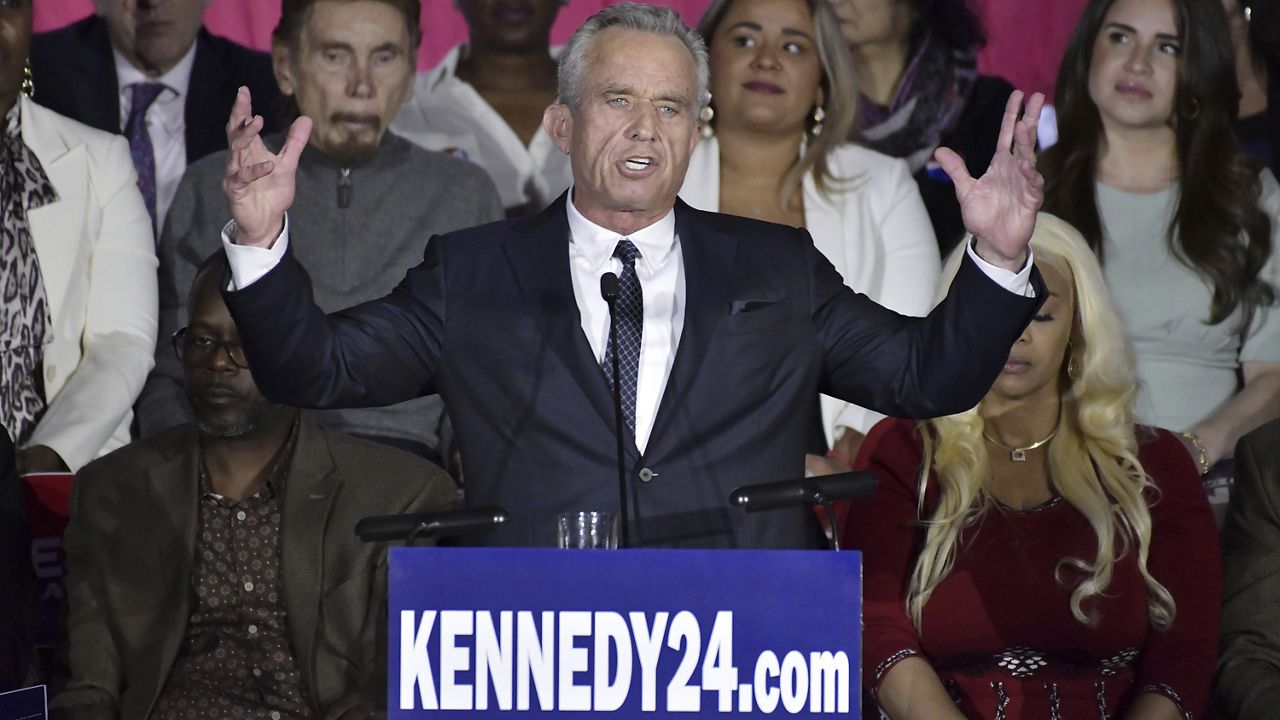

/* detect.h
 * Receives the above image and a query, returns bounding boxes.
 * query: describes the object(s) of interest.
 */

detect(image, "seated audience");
[51,256,456,719]
[829,0,1015,255]
[683,0,940,461]
[1217,416,1280,718]
[136,0,503,466]
[0,1,157,474]
[1043,0,1280,476]
[392,0,573,216]
[0,425,33,689]
[1226,0,1278,176]
[839,215,1220,719]
[30,0,283,232]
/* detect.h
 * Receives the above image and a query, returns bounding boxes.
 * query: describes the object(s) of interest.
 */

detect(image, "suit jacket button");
[638,467,655,483]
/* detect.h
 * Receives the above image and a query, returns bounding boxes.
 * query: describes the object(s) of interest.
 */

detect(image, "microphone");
[600,271,629,547]
[600,272,619,302]
[355,506,509,544]
[729,472,877,512]
[729,472,877,552]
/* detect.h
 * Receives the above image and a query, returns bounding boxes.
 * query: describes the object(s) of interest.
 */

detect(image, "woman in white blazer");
[683,0,940,462]
[1,2,157,473]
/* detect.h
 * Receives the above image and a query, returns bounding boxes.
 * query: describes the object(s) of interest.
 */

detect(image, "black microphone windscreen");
[600,272,620,302]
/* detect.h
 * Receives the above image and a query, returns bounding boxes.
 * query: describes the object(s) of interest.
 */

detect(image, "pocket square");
[729,298,780,315]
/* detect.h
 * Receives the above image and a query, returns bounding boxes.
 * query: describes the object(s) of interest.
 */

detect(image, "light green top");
[1099,171,1280,431]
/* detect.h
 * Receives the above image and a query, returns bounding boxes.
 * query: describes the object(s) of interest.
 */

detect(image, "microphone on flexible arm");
[600,272,630,547]
[728,471,877,551]
[355,507,510,545]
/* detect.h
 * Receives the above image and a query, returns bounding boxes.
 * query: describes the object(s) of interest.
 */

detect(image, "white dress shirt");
[222,194,1032,453]
[115,45,195,230]
[390,45,573,213]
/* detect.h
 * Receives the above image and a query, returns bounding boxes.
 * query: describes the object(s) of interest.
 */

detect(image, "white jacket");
[21,96,157,470]
[680,137,940,445]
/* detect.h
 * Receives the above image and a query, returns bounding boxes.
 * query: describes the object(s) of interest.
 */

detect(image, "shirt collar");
[114,41,197,100]
[565,188,678,271]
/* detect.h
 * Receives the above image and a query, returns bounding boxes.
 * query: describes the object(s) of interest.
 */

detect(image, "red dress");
[843,419,1220,719]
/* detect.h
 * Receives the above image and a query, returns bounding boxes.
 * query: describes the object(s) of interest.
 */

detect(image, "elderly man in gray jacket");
[137,0,502,465]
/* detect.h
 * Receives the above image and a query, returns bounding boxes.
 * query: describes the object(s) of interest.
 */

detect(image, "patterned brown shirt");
[151,428,314,720]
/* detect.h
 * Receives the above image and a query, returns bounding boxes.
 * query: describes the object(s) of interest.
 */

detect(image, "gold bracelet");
[1181,431,1211,475]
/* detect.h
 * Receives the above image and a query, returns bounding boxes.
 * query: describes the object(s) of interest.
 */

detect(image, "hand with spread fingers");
[935,90,1046,272]
[221,86,313,248]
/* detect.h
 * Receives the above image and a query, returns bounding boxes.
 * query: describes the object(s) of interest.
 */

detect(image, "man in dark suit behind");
[50,257,456,719]
[29,1,281,231]
[217,3,1049,549]
[1217,418,1280,718]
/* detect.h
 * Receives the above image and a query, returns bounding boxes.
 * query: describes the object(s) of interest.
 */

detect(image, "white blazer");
[20,96,157,471]
[679,137,940,445]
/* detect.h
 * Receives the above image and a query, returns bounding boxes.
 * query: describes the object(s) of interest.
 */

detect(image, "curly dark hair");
[1042,0,1274,327]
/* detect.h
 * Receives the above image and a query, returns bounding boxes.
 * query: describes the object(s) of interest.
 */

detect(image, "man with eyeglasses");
[51,255,456,720]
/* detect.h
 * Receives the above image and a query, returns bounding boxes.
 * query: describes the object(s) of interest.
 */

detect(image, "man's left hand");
[936,90,1046,271]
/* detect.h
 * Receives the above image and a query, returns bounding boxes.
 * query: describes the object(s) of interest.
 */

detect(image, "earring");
[21,63,33,98]
[1067,354,1081,380]
[811,105,825,137]
[700,103,715,139]
[1183,96,1200,120]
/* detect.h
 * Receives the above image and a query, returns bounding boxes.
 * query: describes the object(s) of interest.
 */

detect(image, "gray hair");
[557,2,710,111]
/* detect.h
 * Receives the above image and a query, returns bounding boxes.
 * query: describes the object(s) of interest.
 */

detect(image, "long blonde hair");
[907,215,1176,632]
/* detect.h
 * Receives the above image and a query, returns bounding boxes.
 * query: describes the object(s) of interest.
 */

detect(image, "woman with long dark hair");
[1042,0,1280,476]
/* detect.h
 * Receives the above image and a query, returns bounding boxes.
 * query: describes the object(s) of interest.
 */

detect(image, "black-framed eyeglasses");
[172,327,249,369]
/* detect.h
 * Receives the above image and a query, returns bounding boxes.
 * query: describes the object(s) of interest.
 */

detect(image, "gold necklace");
[983,424,1059,462]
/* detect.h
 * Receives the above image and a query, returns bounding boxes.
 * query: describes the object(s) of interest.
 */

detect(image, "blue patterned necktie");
[603,239,643,435]
[124,82,165,233]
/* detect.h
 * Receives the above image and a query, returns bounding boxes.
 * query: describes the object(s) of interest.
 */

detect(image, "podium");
[389,547,861,718]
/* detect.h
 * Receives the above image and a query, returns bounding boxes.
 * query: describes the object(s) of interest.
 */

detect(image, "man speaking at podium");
[216,3,1046,548]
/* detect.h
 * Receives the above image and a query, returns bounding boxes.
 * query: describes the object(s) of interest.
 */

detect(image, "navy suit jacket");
[30,16,282,165]
[225,196,1044,548]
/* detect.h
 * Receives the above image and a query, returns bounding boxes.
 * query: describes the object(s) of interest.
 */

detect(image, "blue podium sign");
[389,548,860,718]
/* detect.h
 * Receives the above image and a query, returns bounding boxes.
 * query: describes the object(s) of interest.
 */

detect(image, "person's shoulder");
[76,425,198,492]
[388,132,495,189]
[859,418,924,465]
[195,27,274,72]
[31,15,101,51]
[317,424,453,496]
[828,143,915,192]
[1135,425,1206,499]
[684,201,811,243]
[24,100,128,167]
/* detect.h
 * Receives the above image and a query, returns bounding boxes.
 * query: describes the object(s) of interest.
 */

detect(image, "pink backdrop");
[34,0,1085,99]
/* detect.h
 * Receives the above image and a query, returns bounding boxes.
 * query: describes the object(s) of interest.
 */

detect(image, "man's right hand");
[222,86,312,247]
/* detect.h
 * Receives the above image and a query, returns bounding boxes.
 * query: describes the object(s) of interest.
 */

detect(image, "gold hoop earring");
[21,63,33,98]
[811,105,825,137]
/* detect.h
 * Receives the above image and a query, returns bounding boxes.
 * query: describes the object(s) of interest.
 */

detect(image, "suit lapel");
[646,201,736,452]
[280,417,339,695]
[504,196,624,442]
[185,31,232,162]
[140,427,201,705]
[71,18,122,134]
[23,98,89,325]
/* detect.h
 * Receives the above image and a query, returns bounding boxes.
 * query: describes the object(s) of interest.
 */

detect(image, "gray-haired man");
[212,3,1049,548]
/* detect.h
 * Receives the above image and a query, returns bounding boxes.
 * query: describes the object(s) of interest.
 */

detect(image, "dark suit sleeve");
[0,430,32,690]
[1217,426,1280,718]
[48,470,123,720]
[811,239,1044,419]
[224,236,448,411]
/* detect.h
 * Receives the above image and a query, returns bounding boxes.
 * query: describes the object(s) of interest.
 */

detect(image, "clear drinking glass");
[556,511,619,549]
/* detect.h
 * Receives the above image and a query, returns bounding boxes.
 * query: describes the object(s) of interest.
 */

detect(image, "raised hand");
[935,90,1046,271]
[222,86,312,247]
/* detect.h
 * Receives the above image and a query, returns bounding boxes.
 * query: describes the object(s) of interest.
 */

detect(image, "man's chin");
[317,132,382,167]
